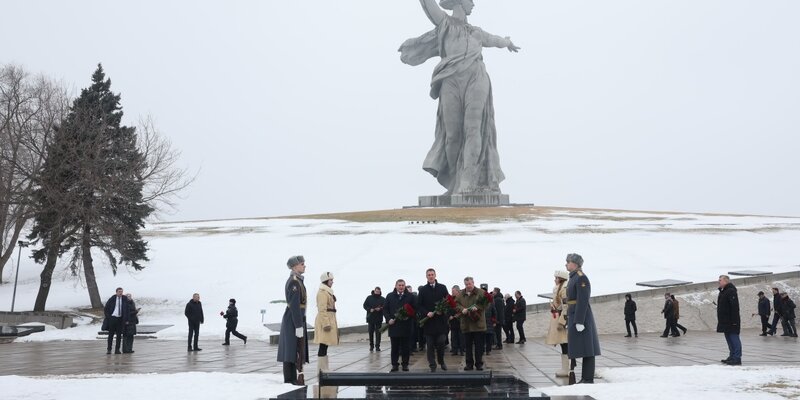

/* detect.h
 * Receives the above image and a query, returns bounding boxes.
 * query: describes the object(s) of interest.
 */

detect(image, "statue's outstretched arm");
[420,0,446,26]
[478,29,521,53]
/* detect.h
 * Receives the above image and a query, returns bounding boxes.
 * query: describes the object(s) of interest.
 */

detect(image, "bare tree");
[0,64,69,283]
[136,116,196,218]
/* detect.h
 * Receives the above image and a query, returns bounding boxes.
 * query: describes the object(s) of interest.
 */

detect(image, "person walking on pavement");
[277,255,309,385]
[185,293,205,351]
[103,287,128,355]
[363,286,385,352]
[314,271,339,373]
[545,269,573,378]
[624,293,638,338]
[671,295,688,335]
[221,298,247,345]
[123,293,140,353]
[717,275,742,365]
[769,287,785,336]
[660,293,680,337]
[753,291,771,336]
[780,292,797,337]
[418,268,450,372]
[513,291,527,344]
[384,279,414,372]
[566,253,601,384]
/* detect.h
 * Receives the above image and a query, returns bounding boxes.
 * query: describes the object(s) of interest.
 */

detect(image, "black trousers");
[494,324,504,348]
[123,334,135,352]
[503,320,514,343]
[425,333,447,367]
[581,356,595,382]
[625,319,638,336]
[225,328,246,343]
[515,320,526,341]
[759,314,770,334]
[484,331,494,351]
[464,331,485,368]
[390,336,411,367]
[188,320,200,349]
[106,316,123,352]
[784,318,797,336]
[450,325,464,353]
[368,320,382,348]
[663,318,679,336]
[770,313,784,335]
[283,362,297,384]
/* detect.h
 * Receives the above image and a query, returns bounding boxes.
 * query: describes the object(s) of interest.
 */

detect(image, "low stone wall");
[0,311,75,329]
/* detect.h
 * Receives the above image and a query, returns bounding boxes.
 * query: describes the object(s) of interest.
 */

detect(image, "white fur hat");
[554,270,569,280]
[320,271,334,283]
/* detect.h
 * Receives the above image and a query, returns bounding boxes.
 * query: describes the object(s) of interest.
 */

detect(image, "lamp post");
[11,240,30,312]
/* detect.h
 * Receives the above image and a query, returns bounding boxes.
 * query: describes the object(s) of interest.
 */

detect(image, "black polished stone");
[0,325,44,337]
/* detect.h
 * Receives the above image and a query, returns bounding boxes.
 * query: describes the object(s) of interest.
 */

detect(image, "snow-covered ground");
[1,208,799,342]
[1,365,798,400]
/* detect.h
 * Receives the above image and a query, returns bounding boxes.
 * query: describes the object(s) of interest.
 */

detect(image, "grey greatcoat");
[566,268,601,359]
[277,271,309,364]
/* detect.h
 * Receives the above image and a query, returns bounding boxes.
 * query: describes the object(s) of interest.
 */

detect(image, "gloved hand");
[323,326,332,332]
[295,327,303,338]
[576,323,585,332]
[220,311,224,317]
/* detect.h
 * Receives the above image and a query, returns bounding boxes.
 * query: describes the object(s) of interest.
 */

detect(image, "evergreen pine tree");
[29,64,152,310]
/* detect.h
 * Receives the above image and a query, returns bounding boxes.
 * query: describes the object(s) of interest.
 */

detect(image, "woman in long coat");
[314,272,339,371]
[545,270,571,377]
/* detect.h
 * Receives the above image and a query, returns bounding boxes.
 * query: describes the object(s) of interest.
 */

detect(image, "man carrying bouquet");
[418,268,451,372]
[384,279,414,372]
[456,276,489,371]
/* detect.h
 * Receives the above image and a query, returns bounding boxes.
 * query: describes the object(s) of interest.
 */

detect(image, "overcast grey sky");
[3,0,799,220]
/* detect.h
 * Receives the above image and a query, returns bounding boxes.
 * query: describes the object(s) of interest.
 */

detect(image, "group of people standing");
[102,287,140,354]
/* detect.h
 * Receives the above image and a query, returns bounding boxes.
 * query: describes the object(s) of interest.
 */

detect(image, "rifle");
[296,334,305,385]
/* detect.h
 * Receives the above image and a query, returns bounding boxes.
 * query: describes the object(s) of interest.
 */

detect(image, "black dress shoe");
[243,337,247,344]
[464,366,474,371]
[577,379,594,384]
[721,357,732,363]
[440,363,447,371]
[194,348,203,351]
[759,333,768,336]
[430,366,436,372]
[106,350,112,355]
[114,350,122,354]
[402,365,409,371]
[475,365,484,371]
[660,335,669,338]
[681,328,687,335]
[390,366,399,372]
[376,347,381,352]
[222,342,230,346]
[724,359,742,366]
[624,334,632,337]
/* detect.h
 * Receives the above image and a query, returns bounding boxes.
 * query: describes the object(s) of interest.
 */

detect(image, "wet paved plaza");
[1,328,797,390]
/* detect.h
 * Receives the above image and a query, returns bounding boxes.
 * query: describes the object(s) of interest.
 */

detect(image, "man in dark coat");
[449,285,465,355]
[769,287,784,336]
[185,293,204,351]
[780,293,797,337]
[513,291,527,344]
[384,279,414,372]
[566,253,601,384]
[480,284,496,355]
[492,287,505,349]
[103,287,128,355]
[660,293,679,337]
[277,255,309,384]
[122,293,140,353]
[418,268,450,372]
[221,298,247,345]
[717,275,741,365]
[624,293,637,337]
[363,286,385,352]
[754,291,771,336]
[504,294,515,344]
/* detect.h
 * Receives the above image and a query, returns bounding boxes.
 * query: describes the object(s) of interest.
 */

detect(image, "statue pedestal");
[419,193,510,207]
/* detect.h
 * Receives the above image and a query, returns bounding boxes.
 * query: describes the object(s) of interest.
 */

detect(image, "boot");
[555,354,570,377]
[318,355,330,373]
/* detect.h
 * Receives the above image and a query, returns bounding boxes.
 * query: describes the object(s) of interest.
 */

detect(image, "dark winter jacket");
[624,299,637,321]
[773,293,784,314]
[484,302,496,333]
[104,295,129,321]
[384,289,414,338]
[513,296,527,322]
[223,304,239,329]
[124,299,139,336]
[185,300,204,323]
[782,298,796,320]
[417,281,450,336]
[716,283,741,334]
[661,299,674,320]
[757,297,771,317]
[363,292,386,324]
[493,294,505,325]
[504,297,515,325]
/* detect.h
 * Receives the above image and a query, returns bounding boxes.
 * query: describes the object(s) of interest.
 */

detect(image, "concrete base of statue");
[418,193,510,207]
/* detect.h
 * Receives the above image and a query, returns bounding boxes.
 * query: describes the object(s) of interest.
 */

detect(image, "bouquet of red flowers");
[419,295,457,327]
[380,303,416,333]
[468,291,494,321]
